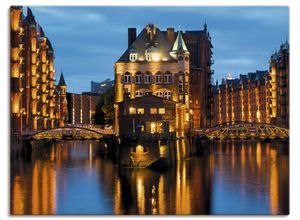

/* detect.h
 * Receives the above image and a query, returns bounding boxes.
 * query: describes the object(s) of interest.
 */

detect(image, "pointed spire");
[172,31,188,53]
[204,22,207,32]
[58,72,66,86]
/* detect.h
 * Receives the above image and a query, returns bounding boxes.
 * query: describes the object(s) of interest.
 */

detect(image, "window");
[164,91,172,100]
[178,76,183,94]
[135,72,142,84]
[150,108,158,114]
[164,74,172,84]
[155,91,163,98]
[155,73,162,84]
[150,122,164,134]
[160,145,167,157]
[129,107,136,114]
[130,53,137,62]
[146,53,152,61]
[144,73,152,84]
[124,72,131,83]
[137,108,144,114]
[135,91,143,97]
[158,108,165,114]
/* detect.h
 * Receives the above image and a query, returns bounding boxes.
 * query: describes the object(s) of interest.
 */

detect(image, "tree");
[94,87,115,126]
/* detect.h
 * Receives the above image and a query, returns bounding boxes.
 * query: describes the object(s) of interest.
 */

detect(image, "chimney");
[167,28,175,43]
[128,28,136,47]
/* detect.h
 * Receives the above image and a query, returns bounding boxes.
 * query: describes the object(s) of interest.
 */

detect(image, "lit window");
[144,73,152,84]
[146,53,152,61]
[150,122,164,134]
[124,73,131,83]
[158,108,165,114]
[129,107,136,114]
[135,91,143,97]
[164,74,172,84]
[130,53,137,62]
[137,108,144,114]
[178,78,183,94]
[135,73,142,84]
[150,108,158,114]
[156,73,162,84]
[155,91,163,98]
[160,145,167,157]
[164,91,172,100]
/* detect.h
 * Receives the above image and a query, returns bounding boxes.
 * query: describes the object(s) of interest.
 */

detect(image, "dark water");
[11,140,289,215]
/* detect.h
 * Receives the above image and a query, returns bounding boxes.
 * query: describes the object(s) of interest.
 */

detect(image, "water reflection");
[11,140,289,215]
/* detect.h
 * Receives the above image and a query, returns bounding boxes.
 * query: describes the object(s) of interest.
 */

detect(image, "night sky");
[28,6,289,93]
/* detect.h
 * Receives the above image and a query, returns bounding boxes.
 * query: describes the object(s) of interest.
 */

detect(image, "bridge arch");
[204,122,289,140]
[25,126,109,141]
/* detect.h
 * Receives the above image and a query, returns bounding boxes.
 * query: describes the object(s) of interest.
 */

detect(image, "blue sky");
[28,6,289,93]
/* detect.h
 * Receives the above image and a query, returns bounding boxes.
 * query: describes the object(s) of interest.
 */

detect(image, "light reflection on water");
[11,140,289,215]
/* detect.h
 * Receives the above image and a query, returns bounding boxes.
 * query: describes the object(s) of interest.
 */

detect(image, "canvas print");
[10,6,289,215]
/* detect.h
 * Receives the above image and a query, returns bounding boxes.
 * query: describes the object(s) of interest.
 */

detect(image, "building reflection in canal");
[11,140,289,215]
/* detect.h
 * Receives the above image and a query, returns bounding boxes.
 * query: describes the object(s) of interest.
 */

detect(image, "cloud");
[33,7,106,23]
[28,6,288,93]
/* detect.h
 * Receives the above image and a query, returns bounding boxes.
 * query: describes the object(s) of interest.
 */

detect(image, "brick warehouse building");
[67,92,101,126]
[115,23,213,133]
[10,7,68,133]
[211,42,289,128]
[114,24,192,139]
[182,23,213,130]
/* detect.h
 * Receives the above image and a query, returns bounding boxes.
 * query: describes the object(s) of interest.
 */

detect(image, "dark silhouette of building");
[91,78,114,94]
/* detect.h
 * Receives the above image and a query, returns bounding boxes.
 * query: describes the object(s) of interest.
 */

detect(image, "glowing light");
[136,145,144,154]
[160,145,167,157]
[152,53,160,61]
[129,107,136,114]
[150,122,156,134]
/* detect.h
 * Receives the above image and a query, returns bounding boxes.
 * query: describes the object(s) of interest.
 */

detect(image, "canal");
[11,140,289,215]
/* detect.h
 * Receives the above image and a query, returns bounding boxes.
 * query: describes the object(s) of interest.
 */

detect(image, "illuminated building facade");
[269,41,289,128]
[67,92,101,125]
[211,42,289,128]
[10,6,68,133]
[114,24,191,139]
[211,71,272,126]
[212,42,289,128]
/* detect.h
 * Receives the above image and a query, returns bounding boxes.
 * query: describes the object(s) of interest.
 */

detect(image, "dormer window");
[145,53,152,61]
[129,53,137,62]
[145,46,160,62]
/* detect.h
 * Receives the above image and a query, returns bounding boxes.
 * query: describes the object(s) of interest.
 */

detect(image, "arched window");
[164,91,172,100]
[155,91,164,98]
[135,90,143,97]
[135,72,142,84]
[144,72,152,84]
[123,72,131,84]
[155,71,162,84]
